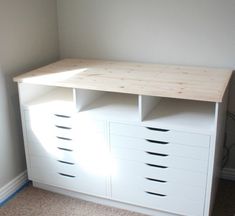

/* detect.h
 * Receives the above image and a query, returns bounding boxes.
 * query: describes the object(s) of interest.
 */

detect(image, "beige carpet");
[212,179,235,216]
[0,184,145,216]
[0,179,235,216]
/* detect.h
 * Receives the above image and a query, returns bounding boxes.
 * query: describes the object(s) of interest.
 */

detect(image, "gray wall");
[0,0,59,188]
[57,0,235,168]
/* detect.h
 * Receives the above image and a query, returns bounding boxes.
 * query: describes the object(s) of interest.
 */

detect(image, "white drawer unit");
[24,101,108,198]
[15,59,231,216]
[109,123,210,215]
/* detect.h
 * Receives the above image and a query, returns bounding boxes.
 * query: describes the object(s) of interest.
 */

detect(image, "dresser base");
[33,181,179,216]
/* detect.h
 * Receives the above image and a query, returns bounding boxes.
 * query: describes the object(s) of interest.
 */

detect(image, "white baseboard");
[221,168,235,181]
[0,170,28,204]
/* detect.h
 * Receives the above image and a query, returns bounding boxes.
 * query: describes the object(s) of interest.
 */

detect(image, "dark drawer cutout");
[54,114,71,118]
[58,173,76,178]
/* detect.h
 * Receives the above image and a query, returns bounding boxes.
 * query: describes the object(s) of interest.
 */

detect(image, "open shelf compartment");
[140,95,216,134]
[19,83,75,113]
[75,89,139,123]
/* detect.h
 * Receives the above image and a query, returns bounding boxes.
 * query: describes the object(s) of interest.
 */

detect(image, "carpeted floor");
[0,179,234,216]
[0,184,145,216]
[212,179,235,216]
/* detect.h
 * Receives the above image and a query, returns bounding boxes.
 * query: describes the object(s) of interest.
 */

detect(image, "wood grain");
[13,59,233,102]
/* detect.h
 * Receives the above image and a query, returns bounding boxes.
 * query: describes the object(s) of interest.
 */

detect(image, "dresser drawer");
[112,181,204,216]
[24,111,74,149]
[53,113,73,128]
[112,163,205,202]
[26,127,107,164]
[110,134,209,160]
[27,136,78,163]
[31,168,79,192]
[54,125,73,139]
[110,122,210,147]
[111,159,206,216]
[30,155,78,174]
[25,109,73,130]
[25,109,74,136]
[112,159,207,188]
[30,155,79,191]
[30,156,107,197]
[26,124,76,155]
[55,135,75,149]
[111,147,208,173]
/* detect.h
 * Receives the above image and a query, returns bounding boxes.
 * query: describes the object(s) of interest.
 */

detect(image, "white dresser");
[14,59,232,216]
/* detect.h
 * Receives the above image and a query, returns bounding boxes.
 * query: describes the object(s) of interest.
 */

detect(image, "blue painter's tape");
[0,180,30,207]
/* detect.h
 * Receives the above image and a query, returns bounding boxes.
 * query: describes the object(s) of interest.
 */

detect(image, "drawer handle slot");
[57,147,73,152]
[55,125,72,130]
[54,114,71,118]
[58,173,75,178]
[56,136,72,141]
[146,127,169,132]
[146,139,169,145]
[146,151,169,157]
[146,163,168,169]
[145,177,167,183]
[58,160,75,165]
[145,191,166,197]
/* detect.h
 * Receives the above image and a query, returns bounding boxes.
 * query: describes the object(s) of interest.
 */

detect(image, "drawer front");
[110,134,209,161]
[26,126,107,166]
[140,163,206,188]
[30,156,107,197]
[53,113,73,128]
[30,155,78,175]
[111,147,208,173]
[25,114,74,147]
[26,126,76,160]
[27,131,108,165]
[54,126,73,139]
[112,181,204,216]
[111,159,205,216]
[112,159,207,188]
[31,167,79,192]
[25,111,73,139]
[28,140,78,163]
[112,171,205,204]
[55,135,75,149]
[110,122,210,147]
[25,110,74,129]
[30,155,79,192]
